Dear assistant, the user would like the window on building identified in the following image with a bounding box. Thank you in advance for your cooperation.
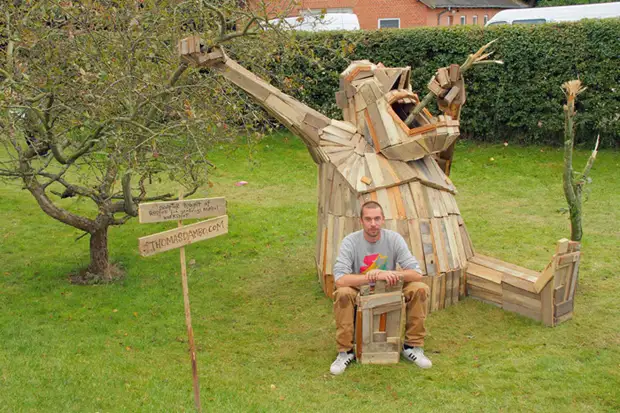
[484,15,489,25]
[473,15,478,25]
[378,18,400,29]
[460,16,466,25]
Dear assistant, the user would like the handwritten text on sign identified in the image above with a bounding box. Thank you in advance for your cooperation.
[138,197,226,223]
[139,215,228,256]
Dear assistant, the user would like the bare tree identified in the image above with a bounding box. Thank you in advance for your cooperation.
[561,80,598,242]
[0,1,290,281]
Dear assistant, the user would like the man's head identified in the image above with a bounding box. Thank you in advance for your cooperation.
[360,201,385,241]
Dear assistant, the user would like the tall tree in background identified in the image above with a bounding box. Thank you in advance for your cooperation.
[0,0,293,281]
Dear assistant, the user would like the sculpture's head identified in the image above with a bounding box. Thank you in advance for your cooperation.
[336,61,463,162]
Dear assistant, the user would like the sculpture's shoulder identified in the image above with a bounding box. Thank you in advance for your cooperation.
[330,151,456,195]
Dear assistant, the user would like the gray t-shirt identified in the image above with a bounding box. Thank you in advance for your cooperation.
[333,229,420,281]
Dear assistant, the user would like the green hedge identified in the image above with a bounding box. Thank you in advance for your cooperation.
[236,20,620,146]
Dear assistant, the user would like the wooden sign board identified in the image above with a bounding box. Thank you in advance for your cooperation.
[139,215,228,257]
[138,197,226,224]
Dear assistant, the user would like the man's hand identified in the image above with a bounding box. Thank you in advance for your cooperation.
[367,269,401,286]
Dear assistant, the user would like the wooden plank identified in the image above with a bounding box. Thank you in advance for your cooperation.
[438,271,446,309]
[449,64,460,83]
[139,197,226,223]
[466,261,503,284]
[304,111,330,130]
[431,275,440,312]
[409,181,431,218]
[533,261,554,293]
[502,286,541,311]
[362,308,371,344]
[331,119,358,134]
[444,271,453,307]
[355,307,363,360]
[325,214,335,275]
[437,67,450,88]
[366,102,391,149]
[431,218,449,273]
[466,274,503,295]
[452,268,460,303]
[442,218,459,270]
[556,300,574,317]
[360,352,400,365]
[540,281,554,326]
[558,252,580,267]
[419,219,438,276]
[139,215,228,257]
[443,86,460,105]
[388,186,407,219]
[399,183,418,219]
[467,285,502,307]
[265,94,302,126]
[556,238,570,254]
[503,301,542,322]
[567,256,580,301]
[449,215,467,268]
[470,255,540,283]
[365,153,387,188]
[222,60,278,102]
[385,306,402,337]
[359,291,403,309]
[408,219,426,275]
[373,331,387,342]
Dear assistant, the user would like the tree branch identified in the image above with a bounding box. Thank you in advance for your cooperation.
[121,172,138,216]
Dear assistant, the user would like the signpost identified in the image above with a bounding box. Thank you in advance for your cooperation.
[138,195,228,412]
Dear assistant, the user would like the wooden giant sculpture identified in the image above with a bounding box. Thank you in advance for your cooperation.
[179,36,581,326]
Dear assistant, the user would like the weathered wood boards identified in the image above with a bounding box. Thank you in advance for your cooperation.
[138,197,226,223]
[178,36,477,306]
[355,284,405,364]
[139,215,228,256]
[465,239,581,326]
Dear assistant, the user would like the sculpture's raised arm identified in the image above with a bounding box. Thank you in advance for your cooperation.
[179,36,334,164]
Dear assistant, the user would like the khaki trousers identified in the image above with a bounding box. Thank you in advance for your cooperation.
[333,282,430,352]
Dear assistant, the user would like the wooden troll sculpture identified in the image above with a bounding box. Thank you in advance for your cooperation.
[179,36,581,326]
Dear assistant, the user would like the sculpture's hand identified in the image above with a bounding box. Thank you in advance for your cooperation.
[178,36,227,68]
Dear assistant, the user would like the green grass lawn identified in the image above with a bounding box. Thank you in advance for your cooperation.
[1,133,619,412]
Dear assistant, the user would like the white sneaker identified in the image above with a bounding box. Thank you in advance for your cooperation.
[330,351,355,375]
[402,346,432,369]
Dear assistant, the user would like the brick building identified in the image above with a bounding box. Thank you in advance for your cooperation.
[249,0,528,29]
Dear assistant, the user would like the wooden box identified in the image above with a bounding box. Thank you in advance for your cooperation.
[354,280,405,364]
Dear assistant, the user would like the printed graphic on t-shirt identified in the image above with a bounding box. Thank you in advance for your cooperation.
[360,253,388,274]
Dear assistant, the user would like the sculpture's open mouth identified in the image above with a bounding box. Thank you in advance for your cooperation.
[390,96,416,122]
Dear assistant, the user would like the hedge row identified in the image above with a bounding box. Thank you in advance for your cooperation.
[235,19,620,147]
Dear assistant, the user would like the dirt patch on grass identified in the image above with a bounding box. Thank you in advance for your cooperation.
[69,263,125,285]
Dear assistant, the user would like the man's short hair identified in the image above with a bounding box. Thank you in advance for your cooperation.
[360,201,384,218]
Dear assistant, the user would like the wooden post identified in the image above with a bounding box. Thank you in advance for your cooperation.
[178,191,201,413]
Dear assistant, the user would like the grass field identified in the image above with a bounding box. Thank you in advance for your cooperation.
[1,133,619,412]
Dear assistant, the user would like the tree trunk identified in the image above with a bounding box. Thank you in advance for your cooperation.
[88,226,110,279]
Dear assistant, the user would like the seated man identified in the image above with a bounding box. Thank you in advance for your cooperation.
[330,201,432,375]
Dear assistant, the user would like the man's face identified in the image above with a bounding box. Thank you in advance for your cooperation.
[361,206,384,239]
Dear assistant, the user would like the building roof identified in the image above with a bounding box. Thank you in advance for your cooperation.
[419,0,529,9]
